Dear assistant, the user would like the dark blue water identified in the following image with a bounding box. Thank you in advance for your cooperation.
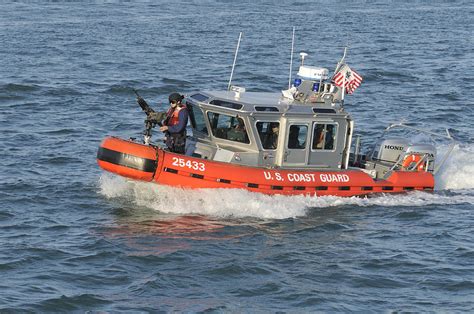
[1,1,474,312]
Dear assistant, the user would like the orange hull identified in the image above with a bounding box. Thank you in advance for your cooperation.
[97,137,434,197]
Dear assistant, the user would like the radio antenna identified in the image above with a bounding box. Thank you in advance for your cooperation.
[288,26,296,89]
[228,32,243,91]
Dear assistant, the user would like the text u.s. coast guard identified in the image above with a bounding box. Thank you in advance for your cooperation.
[263,172,350,183]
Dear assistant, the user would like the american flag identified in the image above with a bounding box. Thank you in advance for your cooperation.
[332,64,363,94]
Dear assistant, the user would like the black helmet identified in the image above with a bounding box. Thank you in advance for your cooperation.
[169,92,184,103]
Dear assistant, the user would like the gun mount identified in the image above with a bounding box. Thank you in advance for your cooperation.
[133,89,167,145]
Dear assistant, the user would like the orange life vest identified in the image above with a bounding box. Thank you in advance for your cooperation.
[166,106,184,126]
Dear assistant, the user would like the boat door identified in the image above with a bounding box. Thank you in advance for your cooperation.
[281,121,309,166]
[307,120,348,169]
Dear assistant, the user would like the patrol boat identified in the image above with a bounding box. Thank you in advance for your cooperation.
[97,51,455,197]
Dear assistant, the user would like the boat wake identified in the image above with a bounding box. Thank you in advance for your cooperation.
[435,144,474,190]
[98,144,474,219]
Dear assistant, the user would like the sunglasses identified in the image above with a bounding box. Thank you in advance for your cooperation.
[170,100,178,104]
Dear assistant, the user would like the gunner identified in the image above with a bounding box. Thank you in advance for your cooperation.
[160,93,189,154]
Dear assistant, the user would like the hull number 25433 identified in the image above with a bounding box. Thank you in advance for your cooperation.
[172,157,205,171]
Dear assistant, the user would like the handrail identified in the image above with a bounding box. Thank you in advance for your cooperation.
[372,122,456,176]
[382,152,429,180]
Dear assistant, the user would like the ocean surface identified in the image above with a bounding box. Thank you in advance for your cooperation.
[1,0,474,312]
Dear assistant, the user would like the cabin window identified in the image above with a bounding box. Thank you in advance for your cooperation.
[186,104,208,135]
[207,112,249,144]
[190,93,209,102]
[209,99,243,110]
[255,106,279,112]
[312,123,337,150]
[287,125,307,149]
[256,122,279,150]
[312,108,336,114]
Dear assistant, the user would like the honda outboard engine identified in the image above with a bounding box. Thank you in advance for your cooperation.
[372,138,409,164]
[372,138,436,172]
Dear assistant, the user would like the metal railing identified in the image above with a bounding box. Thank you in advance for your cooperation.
[370,122,456,177]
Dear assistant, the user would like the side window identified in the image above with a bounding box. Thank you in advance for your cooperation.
[186,103,208,135]
[207,112,250,144]
[312,123,337,150]
[256,122,279,150]
[288,125,308,149]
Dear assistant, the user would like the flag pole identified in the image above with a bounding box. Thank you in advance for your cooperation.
[333,47,348,76]
[341,67,346,106]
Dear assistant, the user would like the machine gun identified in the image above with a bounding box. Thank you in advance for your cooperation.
[133,89,167,145]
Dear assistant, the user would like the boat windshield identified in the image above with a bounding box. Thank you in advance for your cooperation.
[187,103,208,135]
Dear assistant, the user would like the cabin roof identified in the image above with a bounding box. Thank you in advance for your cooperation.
[203,91,287,107]
[189,90,344,115]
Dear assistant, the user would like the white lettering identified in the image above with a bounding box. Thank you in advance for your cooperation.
[264,171,273,180]
[263,172,350,183]
[275,172,283,181]
[171,157,205,172]
[287,173,317,182]
[320,173,350,183]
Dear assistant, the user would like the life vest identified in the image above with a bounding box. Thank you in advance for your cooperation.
[166,106,184,127]
[402,154,426,171]
[164,106,187,154]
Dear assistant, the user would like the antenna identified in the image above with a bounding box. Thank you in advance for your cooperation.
[228,32,243,91]
[288,26,296,89]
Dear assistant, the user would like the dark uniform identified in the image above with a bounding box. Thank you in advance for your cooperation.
[162,93,189,154]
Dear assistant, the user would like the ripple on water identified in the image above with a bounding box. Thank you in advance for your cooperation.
[37,128,81,135]
[1,1,474,312]
[204,263,273,278]
[40,156,82,166]
[0,83,41,92]
[104,85,136,95]
[32,294,112,312]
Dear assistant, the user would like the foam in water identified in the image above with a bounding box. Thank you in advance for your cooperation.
[435,144,474,191]
[99,144,474,219]
[99,174,306,219]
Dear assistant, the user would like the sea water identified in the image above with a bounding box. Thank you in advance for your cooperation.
[1,1,473,311]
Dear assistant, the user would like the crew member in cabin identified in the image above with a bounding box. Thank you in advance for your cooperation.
[313,124,325,149]
[160,93,189,154]
[288,125,303,149]
[264,123,279,149]
[227,118,247,143]
[270,123,280,149]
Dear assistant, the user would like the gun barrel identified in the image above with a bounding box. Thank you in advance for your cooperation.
[134,89,155,114]
[138,97,154,114]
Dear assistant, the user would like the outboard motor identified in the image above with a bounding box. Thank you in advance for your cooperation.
[372,138,436,172]
[372,138,409,164]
